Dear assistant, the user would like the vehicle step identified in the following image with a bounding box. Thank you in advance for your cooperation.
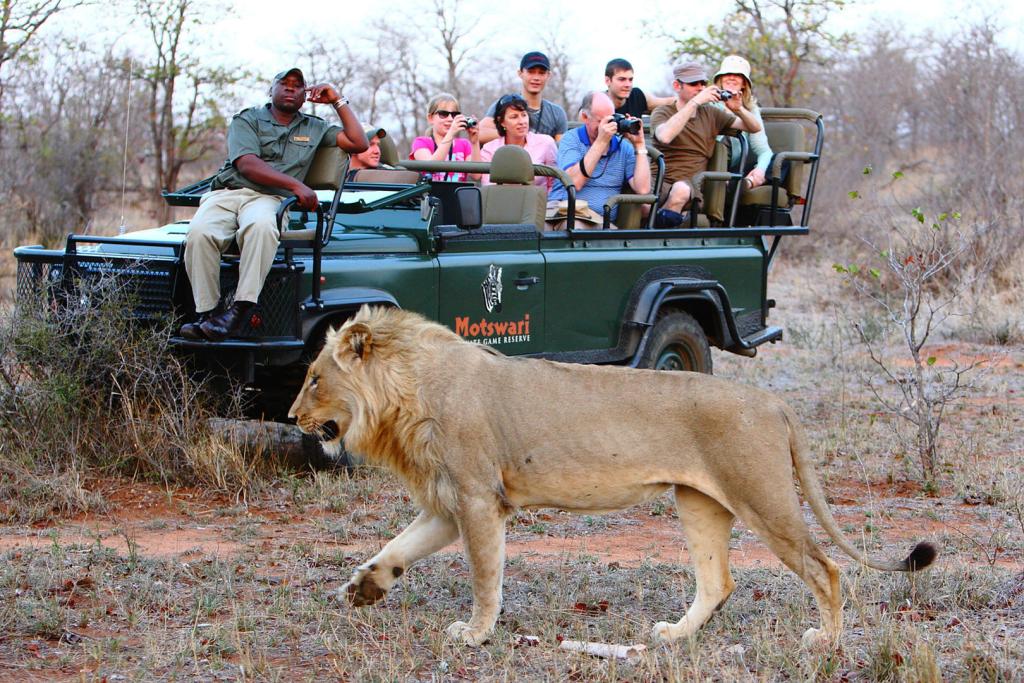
[740,326,783,347]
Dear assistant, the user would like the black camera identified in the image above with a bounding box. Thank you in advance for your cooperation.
[611,113,641,135]
[718,89,735,101]
[464,116,478,128]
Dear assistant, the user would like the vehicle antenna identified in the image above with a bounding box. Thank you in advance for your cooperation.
[118,58,135,236]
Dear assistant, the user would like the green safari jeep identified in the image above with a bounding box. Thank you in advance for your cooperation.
[14,108,823,421]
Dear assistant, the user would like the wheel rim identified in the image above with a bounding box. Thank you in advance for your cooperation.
[655,343,694,371]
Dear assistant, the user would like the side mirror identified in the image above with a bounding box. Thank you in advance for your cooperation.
[454,186,482,230]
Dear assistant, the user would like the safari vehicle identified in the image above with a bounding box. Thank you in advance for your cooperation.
[14,108,823,419]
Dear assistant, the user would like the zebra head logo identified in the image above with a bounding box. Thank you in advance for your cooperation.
[481,264,503,313]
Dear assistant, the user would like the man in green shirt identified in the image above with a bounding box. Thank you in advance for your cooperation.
[180,68,368,341]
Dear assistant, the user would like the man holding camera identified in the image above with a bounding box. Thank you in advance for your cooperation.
[180,68,368,342]
[651,61,761,226]
[546,91,649,230]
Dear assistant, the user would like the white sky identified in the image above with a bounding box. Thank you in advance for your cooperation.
[211,0,1024,93]
[59,0,1023,99]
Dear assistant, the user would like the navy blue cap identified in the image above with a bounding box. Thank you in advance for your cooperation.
[519,51,550,71]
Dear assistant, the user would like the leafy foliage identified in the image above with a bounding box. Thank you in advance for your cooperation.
[663,0,853,106]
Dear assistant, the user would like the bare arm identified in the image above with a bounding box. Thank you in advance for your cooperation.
[654,100,696,144]
[655,88,721,144]
[333,103,369,151]
[730,107,762,133]
[721,89,762,134]
[625,124,650,195]
[235,155,318,210]
[477,116,500,144]
[304,82,369,152]
[645,92,675,111]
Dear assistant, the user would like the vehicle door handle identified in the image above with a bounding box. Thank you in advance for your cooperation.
[514,276,540,288]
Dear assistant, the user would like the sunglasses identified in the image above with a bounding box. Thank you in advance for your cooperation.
[434,110,461,118]
[497,94,525,107]
[677,79,708,87]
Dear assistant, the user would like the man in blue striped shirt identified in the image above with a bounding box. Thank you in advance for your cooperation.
[547,92,649,230]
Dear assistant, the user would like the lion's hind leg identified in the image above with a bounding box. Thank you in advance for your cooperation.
[342,510,459,606]
[733,496,843,648]
[653,486,736,643]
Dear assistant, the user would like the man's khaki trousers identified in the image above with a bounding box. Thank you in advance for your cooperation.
[183,188,281,314]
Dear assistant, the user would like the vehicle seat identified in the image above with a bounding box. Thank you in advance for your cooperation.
[699,140,729,224]
[280,146,347,244]
[608,142,662,229]
[350,168,422,184]
[480,145,546,231]
[737,121,806,221]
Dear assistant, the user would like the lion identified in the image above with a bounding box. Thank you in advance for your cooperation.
[289,305,937,647]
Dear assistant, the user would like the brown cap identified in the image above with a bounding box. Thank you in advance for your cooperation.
[672,61,708,84]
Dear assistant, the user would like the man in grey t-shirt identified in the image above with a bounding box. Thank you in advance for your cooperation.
[478,51,568,144]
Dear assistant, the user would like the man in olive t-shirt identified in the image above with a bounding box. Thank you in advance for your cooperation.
[180,68,368,342]
[651,61,761,224]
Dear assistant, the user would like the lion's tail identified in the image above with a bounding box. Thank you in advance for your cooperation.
[783,407,937,573]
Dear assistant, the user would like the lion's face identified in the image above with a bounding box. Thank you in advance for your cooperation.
[288,338,354,455]
[288,311,378,454]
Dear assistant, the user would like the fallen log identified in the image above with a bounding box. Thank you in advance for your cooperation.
[206,418,355,469]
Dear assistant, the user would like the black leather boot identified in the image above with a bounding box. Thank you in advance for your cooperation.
[199,300,254,342]
[179,308,218,340]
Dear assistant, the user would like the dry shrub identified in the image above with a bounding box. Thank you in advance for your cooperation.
[0,274,281,522]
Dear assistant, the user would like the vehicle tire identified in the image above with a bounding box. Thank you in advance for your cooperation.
[636,311,713,374]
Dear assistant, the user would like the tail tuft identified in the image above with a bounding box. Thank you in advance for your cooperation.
[905,542,938,571]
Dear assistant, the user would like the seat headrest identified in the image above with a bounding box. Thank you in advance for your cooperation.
[304,146,347,190]
[490,145,534,185]
[378,133,399,166]
[351,169,422,184]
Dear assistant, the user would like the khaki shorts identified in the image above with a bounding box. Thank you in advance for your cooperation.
[659,178,697,208]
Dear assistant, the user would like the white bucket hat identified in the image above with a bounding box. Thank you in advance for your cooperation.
[714,55,752,86]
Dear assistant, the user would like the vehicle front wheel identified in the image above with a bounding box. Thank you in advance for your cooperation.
[637,311,712,374]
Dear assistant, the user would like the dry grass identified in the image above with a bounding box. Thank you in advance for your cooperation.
[0,255,1021,679]
[0,464,1020,681]
[0,273,285,524]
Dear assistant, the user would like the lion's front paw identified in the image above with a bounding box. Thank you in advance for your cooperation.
[445,620,490,646]
[652,621,676,643]
[340,566,388,607]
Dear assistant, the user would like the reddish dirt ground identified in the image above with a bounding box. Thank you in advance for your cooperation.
[1,478,1017,572]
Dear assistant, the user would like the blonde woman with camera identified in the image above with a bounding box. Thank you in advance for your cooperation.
[712,55,773,189]
[410,93,482,182]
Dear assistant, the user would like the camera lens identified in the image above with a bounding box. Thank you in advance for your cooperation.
[612,113,640,135]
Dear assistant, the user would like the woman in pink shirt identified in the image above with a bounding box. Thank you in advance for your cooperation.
[410,93,482,182]
[480,94,558,190]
